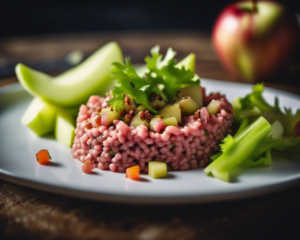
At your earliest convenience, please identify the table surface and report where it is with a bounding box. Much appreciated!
[1,31,300,240]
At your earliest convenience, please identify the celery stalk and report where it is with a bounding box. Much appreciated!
[204,116,271,182]
[234,117,250,137]
[210,117,249,162]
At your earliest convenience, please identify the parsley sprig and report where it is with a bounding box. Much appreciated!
[107,46,200,113]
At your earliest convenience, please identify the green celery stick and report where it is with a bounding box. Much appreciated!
[204,116,271,182]
[234,117,250,137]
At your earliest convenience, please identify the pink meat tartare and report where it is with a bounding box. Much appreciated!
[71,90,234,173]
[71,46,234,173]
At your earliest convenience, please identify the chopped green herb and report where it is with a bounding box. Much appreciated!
[109,151,116,156]
[108,46,200,114]
[107,95,125,112]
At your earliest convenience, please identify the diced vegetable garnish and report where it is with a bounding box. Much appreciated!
[148,161,167,178]
[158,103,181,123]
[125,165,140,180]
[106,109,122,126]
[162,117,178,127]
[81,160,93,174]
[177,97,199,115]
[36,149,51,165]
[233,83,300,136]
[130,112,150,128]
[177,85,203,109]
[207,100,221,115]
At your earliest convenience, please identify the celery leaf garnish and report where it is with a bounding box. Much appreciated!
[107,95,125,112]
[233,83,300,136]
[145,46,200,103]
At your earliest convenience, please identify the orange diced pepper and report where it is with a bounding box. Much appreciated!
[36,149,51,165]
[125,165,140,180]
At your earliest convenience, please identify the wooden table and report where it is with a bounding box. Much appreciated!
[1,31,300,240]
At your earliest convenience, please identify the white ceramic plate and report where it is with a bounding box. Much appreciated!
[1,80,300,204]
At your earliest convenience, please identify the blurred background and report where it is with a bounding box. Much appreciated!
[0,0,300,88]
[2,0,300,37]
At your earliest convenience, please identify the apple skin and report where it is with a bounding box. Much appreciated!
[212,0,300,82]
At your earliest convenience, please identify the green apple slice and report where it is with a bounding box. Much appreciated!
[21,97,56,136]
[148,161,167,178]
[16,42,123,107]
[54,107,76,147]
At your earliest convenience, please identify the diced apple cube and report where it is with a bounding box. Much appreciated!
[162,117,178,126]
[106,109,121,125]
[177,85,203,109]
[177,97,199,115]
[148,161,167,178]
[130,112,149,129]
[159,103,181,123]
[207,100,221,115]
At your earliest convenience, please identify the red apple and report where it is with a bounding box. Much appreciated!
[212,0,300,82]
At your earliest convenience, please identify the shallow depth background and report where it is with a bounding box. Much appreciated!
[2,0,300,37]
